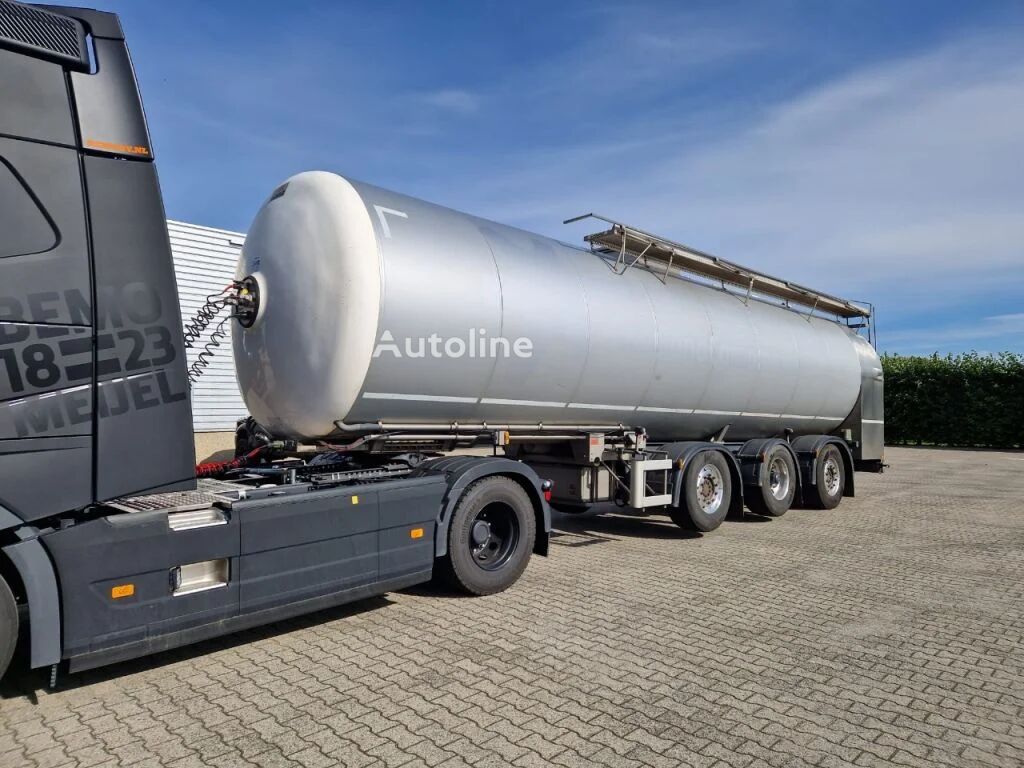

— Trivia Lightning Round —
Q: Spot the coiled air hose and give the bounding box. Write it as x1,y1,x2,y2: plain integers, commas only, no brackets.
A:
181,283,242,385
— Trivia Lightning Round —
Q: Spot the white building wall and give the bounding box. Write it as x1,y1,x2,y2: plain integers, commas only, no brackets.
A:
168,220,248,432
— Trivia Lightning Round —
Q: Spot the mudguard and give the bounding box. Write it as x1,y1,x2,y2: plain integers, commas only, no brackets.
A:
658,442,744,518
736,438,802,490
416,456,551,558
790,435,856,499
0,507,61,668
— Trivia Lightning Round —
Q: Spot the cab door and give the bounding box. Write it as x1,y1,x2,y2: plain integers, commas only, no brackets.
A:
0,8,94,520
0,2,196,523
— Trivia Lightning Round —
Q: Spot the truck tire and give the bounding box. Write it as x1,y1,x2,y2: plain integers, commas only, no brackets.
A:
0,575,17,682
669,450,731,532
809,444,845,509
439,476,536,595
746,445,797,517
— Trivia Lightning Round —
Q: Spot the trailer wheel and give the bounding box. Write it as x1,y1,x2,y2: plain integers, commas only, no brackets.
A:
669,450,732,532
440,476,536,595
746,445,797,517
0,575,17,682
809,444,845,509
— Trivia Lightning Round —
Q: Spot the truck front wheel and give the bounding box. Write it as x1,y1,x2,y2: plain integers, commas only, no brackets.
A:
0,575,18,682
440,476,536,595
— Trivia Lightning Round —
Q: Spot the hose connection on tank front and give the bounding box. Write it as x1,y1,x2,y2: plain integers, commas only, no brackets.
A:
233,275,261,328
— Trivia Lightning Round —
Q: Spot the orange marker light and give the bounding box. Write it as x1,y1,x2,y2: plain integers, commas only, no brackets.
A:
410,527,424,539
111,584,135,599
351,495,359,505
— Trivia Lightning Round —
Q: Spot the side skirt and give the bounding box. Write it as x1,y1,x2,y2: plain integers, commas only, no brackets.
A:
68,569,432,674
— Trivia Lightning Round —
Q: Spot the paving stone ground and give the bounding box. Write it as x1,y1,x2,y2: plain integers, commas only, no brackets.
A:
1,446,1022,768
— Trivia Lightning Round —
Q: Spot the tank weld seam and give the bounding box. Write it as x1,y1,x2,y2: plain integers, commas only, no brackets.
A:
474,228,506,418
632,277,662,410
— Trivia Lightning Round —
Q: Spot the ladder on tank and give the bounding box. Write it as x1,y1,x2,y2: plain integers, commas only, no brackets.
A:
564,213,876,344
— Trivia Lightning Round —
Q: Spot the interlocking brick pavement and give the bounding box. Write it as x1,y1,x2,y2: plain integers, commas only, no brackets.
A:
2,446,1022,767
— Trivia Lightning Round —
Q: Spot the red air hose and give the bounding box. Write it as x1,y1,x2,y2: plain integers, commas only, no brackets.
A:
195,446,264,478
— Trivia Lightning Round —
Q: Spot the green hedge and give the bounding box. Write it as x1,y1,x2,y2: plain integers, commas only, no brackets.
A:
881,352,1024,448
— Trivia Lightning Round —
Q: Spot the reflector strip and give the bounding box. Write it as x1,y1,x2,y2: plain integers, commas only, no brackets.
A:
363,392,477,403
359,392,854,423
480,397,567,407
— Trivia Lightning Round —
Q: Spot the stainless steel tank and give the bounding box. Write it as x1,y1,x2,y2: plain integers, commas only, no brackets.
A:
234,171,878,441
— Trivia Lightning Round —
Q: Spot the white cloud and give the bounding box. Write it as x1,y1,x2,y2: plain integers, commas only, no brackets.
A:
447,32,1024,349
882,313,1024,354
988,313,1024,323
669,40,1024,286
415,88,480,115
520,7,769,103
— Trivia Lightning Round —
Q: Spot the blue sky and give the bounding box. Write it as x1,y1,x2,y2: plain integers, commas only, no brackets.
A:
68,1,1024,355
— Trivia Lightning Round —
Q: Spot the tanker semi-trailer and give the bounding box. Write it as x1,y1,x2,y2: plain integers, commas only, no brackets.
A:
0,0,881,687
0,1,550,685
232,171,883,530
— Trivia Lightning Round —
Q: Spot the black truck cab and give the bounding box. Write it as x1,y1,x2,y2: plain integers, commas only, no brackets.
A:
1,2,195,519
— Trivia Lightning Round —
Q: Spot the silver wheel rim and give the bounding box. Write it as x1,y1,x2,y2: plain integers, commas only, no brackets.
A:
768,456,790,501
695,463,725,515
823,456,841,497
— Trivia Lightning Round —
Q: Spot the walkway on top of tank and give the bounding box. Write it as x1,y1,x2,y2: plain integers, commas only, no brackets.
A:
564,213,872,323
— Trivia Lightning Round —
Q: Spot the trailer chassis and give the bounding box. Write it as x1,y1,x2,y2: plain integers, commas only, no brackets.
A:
270,419,860,533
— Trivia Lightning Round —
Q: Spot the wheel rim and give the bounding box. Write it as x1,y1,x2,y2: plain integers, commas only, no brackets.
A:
768,456,791,501
823,456,841,497
695,463,725,515
469,501,520,571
